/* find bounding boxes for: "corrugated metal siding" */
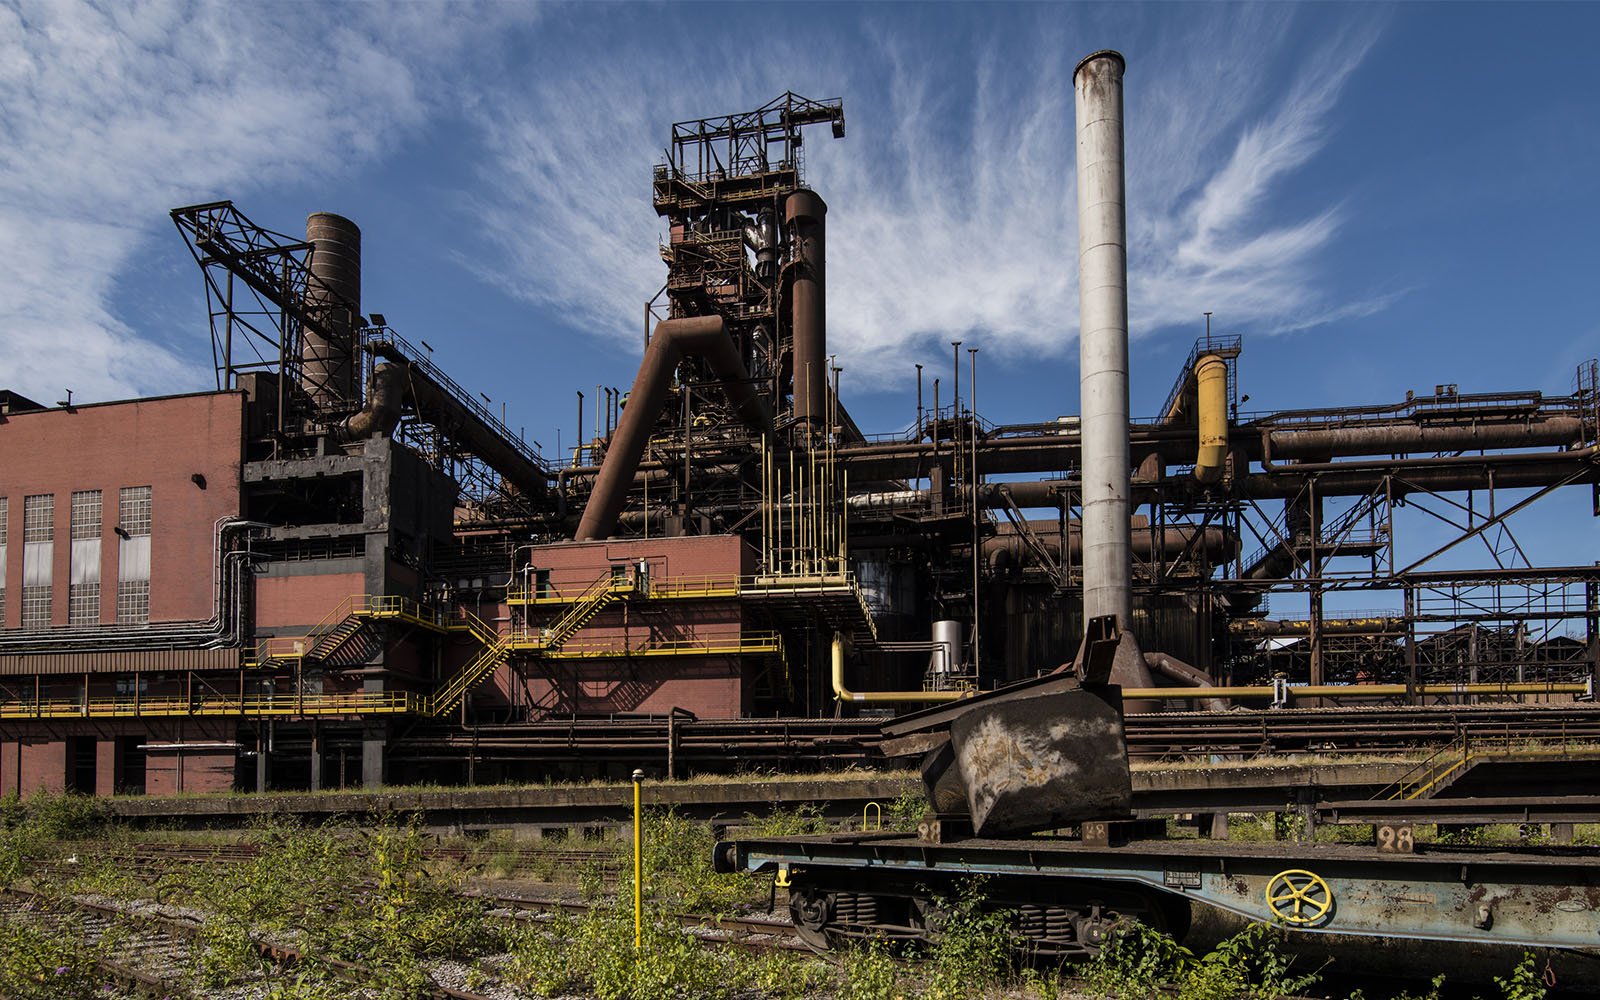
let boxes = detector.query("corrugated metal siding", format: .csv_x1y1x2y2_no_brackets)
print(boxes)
0,647,239,676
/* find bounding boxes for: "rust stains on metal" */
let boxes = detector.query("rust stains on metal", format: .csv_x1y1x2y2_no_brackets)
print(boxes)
949,688,1133,836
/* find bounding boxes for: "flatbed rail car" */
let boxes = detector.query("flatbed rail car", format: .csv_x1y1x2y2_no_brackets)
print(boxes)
714,834,1600,956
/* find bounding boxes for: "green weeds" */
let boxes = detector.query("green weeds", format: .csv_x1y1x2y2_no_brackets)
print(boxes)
642,807,764,913
1083,922,1321,1000
0,909,119,1000
837,940,901,1000
505,898,743,1000
49,813,508,998
742,801,830,837
918,881,1018,1000
1494,952,1549,1000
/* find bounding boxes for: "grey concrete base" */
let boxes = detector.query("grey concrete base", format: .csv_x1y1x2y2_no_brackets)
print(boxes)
362,721,387,788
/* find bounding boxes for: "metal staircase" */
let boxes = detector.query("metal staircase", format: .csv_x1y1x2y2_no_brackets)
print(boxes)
532,572,635,651
1379,733,1475,801
305,616,367,661
426,628,514,718
248,596,369,671
422,574,634,717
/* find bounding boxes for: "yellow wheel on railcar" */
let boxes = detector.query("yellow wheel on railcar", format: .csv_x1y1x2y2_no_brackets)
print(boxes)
1265,869,1333,926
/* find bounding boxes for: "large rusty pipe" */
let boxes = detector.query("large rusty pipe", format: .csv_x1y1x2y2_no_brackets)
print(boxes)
1259,427,1596,474
983,523,1238,567
841,455,1596,510
1075,49,1137,637
1242,457,1598,499
1142,652,1229,712
1264,415,1584,460
338,362,405,440
302,212,361,410
832,410,1586,482
786,190,827,427
576,316,770,541
1194,354,1228,484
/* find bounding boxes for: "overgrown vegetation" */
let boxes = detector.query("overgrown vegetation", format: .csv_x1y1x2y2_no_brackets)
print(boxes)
507,899,735,1000
642,807,762,912
1082,922,1324,1000
0,790,1583,999
0,908,118,1000
916,881,1018,1000
15,808,509,997
1493,952,1549,1000
0,789,109,888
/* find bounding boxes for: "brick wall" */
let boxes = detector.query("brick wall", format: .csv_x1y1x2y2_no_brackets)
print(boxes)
0,739,67,795
253,572,365,630
95,738,120,796
494,535,758,718
0,392,244,627
144,750,236,795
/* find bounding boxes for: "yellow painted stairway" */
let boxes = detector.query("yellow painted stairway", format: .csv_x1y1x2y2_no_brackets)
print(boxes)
1381,733,1476,801
533,572,635,651
305,616,366,661
422,572,634,716
426,616,513,718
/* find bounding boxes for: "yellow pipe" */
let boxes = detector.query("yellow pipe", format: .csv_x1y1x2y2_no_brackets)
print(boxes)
1194,354,1228,485
831,633,969,704
632,767,644,949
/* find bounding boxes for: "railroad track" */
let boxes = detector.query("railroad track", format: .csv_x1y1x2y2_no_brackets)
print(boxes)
0,885,503,1000
33,839,626,884
1,886,210,997
392,704,1600,763
480,890,808,954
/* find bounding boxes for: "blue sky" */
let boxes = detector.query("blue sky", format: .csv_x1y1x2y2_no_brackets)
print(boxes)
3,1,1598,585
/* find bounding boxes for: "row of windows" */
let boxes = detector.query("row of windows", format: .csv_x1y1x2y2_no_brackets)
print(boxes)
0,487,153,628
8,487,151,542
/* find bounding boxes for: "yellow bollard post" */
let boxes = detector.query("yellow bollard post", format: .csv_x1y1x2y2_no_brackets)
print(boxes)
631,767,645,949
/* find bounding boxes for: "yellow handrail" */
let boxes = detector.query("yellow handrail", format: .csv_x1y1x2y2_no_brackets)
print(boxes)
537,572,633,649
1385,732,1471,800
0,691,421,720
520,631,785,659
426,636,512,716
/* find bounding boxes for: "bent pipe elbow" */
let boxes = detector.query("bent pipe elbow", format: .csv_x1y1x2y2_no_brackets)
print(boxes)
831,633,968,705
339,362,406,440
576,316,771,541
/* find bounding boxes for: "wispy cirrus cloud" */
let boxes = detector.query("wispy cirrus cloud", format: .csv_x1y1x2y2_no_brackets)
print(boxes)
464,52,802,348
0,0,535,403
468,10,1390,387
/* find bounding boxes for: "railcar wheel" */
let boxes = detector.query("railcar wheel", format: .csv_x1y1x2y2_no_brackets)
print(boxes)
788,885,833,950
911,896,949,941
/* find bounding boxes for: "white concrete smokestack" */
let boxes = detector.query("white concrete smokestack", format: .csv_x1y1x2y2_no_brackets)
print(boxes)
1074,50,1135,630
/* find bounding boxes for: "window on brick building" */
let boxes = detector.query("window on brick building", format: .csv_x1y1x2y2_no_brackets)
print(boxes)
117,486,152,624
70,489,102,625
22,494,53,628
